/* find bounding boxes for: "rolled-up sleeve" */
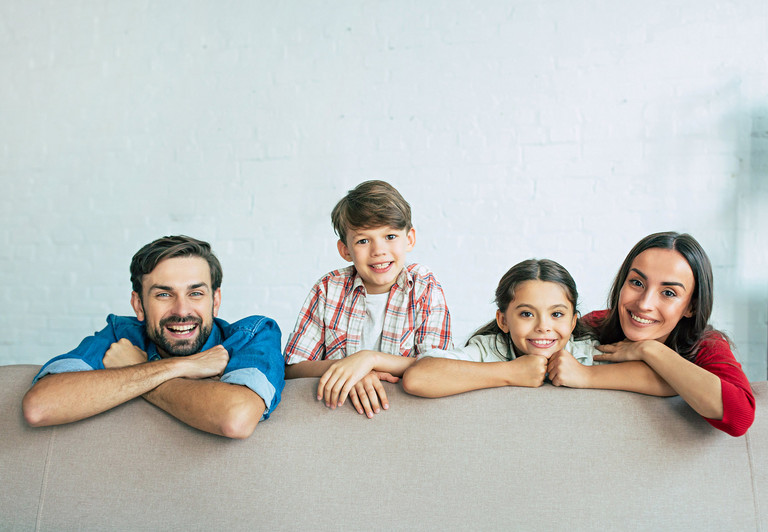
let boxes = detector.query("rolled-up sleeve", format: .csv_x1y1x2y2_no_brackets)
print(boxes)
220,316,285,420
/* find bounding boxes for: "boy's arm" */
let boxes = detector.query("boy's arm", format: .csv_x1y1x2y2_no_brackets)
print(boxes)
285,359,337,378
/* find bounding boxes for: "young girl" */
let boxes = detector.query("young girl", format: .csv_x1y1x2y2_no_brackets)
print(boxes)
402,258,600,398
546,231,755,437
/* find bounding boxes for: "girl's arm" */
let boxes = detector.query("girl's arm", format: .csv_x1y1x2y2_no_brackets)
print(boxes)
402,355,548,398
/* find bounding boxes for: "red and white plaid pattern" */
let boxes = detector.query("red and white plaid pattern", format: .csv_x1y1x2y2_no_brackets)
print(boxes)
284,264,452,364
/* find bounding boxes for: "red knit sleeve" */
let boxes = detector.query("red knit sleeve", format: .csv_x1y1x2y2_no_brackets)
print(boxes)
695,333,755,437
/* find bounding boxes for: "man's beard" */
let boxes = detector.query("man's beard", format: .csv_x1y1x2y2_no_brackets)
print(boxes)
147,316,212,357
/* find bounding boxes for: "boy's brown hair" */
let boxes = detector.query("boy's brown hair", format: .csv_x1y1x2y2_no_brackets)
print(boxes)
331,180,413,244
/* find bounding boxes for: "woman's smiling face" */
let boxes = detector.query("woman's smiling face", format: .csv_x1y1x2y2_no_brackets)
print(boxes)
617,248,695,343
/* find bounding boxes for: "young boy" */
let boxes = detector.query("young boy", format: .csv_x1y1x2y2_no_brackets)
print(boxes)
283,180,452,417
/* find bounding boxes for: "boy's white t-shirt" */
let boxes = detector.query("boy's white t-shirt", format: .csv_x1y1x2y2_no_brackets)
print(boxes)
359,292,390,352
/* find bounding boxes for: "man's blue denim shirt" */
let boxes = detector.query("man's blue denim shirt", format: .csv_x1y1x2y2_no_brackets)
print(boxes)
34,314,285,419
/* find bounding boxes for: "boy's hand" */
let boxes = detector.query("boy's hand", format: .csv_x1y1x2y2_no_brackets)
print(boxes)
103,339,148,368
348,371,400,418
317,350,378,408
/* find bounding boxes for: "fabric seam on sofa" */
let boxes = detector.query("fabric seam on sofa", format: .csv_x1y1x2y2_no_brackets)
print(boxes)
35,427,55,532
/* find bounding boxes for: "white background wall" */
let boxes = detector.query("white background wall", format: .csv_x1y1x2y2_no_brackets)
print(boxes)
1,1,766,379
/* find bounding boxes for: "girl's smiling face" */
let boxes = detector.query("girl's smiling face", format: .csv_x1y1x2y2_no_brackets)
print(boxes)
496,280,577,358
617,248,695,343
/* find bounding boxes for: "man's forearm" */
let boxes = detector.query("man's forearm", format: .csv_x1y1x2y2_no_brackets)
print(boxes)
22,359,184,427
143,379,266,439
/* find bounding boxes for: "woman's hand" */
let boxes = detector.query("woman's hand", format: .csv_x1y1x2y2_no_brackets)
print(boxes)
594,340,656,363
547,349,591,388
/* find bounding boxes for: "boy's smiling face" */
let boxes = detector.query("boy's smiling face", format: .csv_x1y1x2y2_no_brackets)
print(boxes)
337,226,416,294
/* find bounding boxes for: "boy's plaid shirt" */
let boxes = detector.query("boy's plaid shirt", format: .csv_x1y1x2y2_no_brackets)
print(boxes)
283,263,452,364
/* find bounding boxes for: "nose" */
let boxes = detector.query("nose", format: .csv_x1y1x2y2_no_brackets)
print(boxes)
637,290,656,311
371,238,385,256
171,296,192,317
535,316,552,332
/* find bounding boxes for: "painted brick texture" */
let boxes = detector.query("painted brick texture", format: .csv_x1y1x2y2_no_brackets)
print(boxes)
1,1,766,379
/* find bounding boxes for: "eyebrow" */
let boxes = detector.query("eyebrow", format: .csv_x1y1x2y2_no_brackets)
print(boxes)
629,268,687,289
514,303,569,310
149,282,209,292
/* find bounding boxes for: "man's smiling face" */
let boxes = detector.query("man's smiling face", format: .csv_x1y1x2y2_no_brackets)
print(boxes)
130,256,221,357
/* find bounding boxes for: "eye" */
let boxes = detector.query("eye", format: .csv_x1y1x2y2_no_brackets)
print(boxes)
190,291,205,297
355,238,369,245
628,279,644,288
552,311,564,318
519,311,533,318
385,234,397,240
156,292,171,298
662,289,677,298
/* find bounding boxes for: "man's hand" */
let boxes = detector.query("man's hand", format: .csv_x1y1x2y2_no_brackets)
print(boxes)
103,339,148,369
176,345,230,380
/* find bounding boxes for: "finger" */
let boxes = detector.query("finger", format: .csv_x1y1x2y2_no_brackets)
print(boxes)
323,373,340,407
349,388,364,415
372,378,389,410
356,382,374,418
317,372,330,401
375,371,400,383
364,379,381,414
337,379,356,407
330,377,349,409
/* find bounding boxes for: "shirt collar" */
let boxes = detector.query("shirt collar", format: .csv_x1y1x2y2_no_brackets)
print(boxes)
351,265,413,294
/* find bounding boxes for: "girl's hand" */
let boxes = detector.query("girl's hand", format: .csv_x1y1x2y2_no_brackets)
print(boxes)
509,355,548,387
594,340,655,363
547,349,591,388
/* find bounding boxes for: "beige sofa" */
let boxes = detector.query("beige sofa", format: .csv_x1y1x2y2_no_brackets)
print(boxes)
2,364,766,531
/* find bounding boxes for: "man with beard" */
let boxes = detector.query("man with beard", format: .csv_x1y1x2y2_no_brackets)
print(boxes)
22,235,284,439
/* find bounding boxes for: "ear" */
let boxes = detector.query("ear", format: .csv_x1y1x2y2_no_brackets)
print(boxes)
683,302,695,319
212,288,222,318
495,309,509,333
130,291,145,321
337,239,353,262
406,227,416,251
570,311,578,333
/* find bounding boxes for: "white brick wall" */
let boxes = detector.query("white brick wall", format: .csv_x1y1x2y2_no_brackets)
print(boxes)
1,1,766,379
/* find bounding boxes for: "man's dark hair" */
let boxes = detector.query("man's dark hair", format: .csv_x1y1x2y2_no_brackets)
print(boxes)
130,235,223,298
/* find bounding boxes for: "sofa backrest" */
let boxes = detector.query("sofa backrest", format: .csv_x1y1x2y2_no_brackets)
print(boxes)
2,364,766,531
